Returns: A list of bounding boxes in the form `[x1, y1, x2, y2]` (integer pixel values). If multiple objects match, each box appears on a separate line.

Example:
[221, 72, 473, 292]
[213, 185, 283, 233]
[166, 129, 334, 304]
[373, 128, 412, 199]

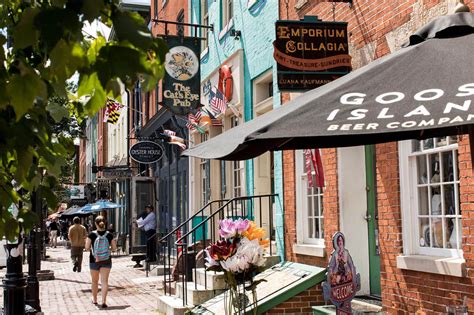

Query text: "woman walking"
[85, 215, 116, 309]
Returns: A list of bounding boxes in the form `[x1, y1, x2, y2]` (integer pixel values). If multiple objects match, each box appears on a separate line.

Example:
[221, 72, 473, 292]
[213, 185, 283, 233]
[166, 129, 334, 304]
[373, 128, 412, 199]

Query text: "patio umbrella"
[59, 205, 88, 217]
[79, 200, 125, 214]
[184, 12, 474, 161]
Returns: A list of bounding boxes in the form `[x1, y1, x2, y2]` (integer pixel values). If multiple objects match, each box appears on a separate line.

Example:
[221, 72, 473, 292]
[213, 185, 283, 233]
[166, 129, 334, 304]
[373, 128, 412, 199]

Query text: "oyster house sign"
[274, 16, 351, 91]
[162, 36, 201, 115]
[129, 141, 164, 164]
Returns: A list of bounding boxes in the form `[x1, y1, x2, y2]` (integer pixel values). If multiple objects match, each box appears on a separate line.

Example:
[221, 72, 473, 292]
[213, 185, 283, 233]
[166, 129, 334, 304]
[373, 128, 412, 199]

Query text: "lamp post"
[25, 190, 41, 312]
[3, 236, 27, 315]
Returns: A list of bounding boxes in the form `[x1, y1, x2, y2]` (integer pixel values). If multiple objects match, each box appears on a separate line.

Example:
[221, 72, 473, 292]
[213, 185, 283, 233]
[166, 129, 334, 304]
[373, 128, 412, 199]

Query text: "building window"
[400, 136, 461, 257]
[221, 0, 233, 29]
[295, 150, 324, 246]
[229, 116, 244, 198]
[200, 133, 210, 206]
[253, 70, 274, 115]
[201, 0, 209, 51]
[177, 9, 184, 37]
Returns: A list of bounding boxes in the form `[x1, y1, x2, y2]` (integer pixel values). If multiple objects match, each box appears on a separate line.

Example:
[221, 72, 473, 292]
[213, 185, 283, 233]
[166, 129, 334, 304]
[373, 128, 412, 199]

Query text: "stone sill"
[293, 243, 325, 257]
[396, 255, 466, 277]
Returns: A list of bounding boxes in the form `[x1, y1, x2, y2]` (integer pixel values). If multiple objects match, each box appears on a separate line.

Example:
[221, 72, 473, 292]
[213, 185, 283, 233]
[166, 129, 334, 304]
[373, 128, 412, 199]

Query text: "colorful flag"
[104, 98, 123, 124]
[211, 119, 223, 126]
[163, 129, 176, 137]
[304, 149, 325, 188]
[169, 135, 187, 150]
[209, 86, 227, 116]
[186, 112, 206, 134]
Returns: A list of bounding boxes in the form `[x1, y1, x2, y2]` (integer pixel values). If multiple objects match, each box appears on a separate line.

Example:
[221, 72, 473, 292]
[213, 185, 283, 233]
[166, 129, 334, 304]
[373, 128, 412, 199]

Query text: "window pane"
[442, 151, 454, 182]
[432, 219, 443, 248]
[412, 140, 421, 152]
[417, 155, 428, 184]
[435, 137, 448, 148]
[428, 153, 440, 183]
[430, 186, 442, 216]
[443, 184, 456, 216]
[418, 187, 429, 216]
[423, 138, 434, 150]
[314, 218, 320, 239]
[419, 217, 430, 247]
[308, 217, 313, 239]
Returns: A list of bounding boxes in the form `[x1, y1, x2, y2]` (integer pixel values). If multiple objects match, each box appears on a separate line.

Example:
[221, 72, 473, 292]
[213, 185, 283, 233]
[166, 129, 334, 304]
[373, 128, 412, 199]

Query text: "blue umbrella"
[79, 200, 125, 214]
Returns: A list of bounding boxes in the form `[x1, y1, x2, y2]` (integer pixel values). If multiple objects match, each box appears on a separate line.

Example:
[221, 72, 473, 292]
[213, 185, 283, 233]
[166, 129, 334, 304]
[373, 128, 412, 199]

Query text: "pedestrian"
[49, 219, 59, 248]
[136, 204, 156, 262]
[107, 223, 115, 238]
[68, 216, 87, 272]
[85, 215, 116, 309]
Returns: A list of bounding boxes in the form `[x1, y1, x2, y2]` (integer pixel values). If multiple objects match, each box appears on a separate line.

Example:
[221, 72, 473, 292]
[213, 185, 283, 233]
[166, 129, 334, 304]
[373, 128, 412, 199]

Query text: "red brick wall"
[264, 284, 325, 315]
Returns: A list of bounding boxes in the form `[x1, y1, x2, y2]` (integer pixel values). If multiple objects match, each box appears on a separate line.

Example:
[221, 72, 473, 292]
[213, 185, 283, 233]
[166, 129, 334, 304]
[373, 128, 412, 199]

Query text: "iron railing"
[174, 194, 278, 306]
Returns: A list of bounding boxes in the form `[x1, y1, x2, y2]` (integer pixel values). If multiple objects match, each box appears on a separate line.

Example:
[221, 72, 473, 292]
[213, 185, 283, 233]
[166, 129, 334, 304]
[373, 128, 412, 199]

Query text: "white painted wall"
[338, 146, 370, 296]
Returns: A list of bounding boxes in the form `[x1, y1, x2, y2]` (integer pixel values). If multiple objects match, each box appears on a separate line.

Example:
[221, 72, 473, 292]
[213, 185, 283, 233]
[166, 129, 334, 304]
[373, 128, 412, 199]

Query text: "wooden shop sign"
[274, 16, 351, 91]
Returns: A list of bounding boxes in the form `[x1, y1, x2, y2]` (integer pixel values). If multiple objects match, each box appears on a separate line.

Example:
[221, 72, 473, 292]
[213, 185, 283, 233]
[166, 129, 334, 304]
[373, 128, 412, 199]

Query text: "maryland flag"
[104, 99, 123, 124]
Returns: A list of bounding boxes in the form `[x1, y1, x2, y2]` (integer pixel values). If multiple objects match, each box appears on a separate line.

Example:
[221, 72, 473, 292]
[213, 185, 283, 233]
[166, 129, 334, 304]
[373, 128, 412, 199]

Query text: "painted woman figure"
[329, 233, 354, 286]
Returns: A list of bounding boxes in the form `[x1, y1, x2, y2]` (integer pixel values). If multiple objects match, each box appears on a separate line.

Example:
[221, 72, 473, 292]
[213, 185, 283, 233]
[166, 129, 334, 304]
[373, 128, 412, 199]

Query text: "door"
[130, 176, 155, 253]
[365, 145, 381, 296]
[253, 152, 272, 235]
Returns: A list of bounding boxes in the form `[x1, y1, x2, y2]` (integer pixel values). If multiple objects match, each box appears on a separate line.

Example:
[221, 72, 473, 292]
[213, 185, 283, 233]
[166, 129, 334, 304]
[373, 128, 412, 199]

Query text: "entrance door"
[365, 145, 381, 297]
[253, 151, 272, 235]
[130, 177, 155, 253]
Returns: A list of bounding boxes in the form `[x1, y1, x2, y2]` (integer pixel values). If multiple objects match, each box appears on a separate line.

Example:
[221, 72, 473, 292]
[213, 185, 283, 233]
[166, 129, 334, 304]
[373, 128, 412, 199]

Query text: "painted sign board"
[69, 185, 85, 199]
[322, 232, 360, 314]
[162, 36, 201, 115]
[274, 16, 351, 91]
[129, 141, 164, 164]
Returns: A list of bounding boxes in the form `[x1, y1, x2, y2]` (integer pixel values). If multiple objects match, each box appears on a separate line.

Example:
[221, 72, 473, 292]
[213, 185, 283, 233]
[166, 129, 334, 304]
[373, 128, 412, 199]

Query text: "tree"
[0, 0, 168, 240]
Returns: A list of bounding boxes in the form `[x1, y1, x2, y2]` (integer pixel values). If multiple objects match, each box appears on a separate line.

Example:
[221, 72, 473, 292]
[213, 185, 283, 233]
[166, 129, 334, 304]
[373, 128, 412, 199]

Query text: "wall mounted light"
[230, 29, 241, 40]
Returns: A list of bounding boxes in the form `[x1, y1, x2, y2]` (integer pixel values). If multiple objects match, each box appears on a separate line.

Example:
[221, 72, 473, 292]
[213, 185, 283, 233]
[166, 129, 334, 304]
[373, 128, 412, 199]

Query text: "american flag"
[209, 86, 227, 116]
[163, 129, 176, 137]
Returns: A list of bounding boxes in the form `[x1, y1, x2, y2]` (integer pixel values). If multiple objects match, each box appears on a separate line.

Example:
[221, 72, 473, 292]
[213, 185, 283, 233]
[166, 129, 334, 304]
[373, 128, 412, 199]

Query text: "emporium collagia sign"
[274, 16, 351, 91]
[162, 36, 201, 115]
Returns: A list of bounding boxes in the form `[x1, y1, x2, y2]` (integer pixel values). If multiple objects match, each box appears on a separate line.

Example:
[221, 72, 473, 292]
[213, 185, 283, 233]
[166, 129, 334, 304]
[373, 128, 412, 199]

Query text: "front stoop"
[176, 281, 226, 305]
[194, 268, 227, 290]
[157, 295, 190, 315]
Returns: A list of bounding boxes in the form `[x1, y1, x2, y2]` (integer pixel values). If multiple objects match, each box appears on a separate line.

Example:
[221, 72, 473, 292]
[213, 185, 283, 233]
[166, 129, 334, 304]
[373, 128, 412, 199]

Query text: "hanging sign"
[274, 16, 351, 91]
[129, 141, 164, 164]
[322, 232, 360, 314]
[163, 36, 201, 115]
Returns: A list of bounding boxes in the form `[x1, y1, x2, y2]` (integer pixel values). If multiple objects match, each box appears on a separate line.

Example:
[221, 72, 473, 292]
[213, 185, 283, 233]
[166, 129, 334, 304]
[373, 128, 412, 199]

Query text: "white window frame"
[201, 0, 209, 51]
[229, 116, 244, 198]
[199, 133, 210, 206]
[221, 0, 233, 30]
[294, 150, 325, 256]
[399, 138, 462, 259]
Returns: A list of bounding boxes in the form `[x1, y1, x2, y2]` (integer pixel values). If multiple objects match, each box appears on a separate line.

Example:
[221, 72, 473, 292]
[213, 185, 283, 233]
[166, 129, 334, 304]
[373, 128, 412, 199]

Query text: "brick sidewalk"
[1, 243, 164, 315]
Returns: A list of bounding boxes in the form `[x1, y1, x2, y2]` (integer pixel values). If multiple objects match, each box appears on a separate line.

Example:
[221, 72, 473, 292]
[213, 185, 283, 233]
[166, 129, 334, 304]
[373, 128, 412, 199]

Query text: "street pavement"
[0, 242, 164, 315]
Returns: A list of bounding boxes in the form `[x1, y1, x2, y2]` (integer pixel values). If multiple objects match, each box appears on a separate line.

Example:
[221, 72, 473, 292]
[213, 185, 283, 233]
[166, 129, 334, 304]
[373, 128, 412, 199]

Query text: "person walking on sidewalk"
[49, 219, 59, 248]
[85, 215, 117, 309]
[136, 204, 156, 262]
[68, 216, 87, 272]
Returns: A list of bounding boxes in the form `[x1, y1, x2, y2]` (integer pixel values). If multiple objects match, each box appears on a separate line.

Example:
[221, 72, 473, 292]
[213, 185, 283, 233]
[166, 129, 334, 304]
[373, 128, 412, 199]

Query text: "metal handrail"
[176, 194, 278, 245]
[172, 194, 279, 306]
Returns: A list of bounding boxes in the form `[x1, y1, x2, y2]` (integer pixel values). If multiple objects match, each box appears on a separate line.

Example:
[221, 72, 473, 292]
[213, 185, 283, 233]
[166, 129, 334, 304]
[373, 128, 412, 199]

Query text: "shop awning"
[183, 12, 474, 161]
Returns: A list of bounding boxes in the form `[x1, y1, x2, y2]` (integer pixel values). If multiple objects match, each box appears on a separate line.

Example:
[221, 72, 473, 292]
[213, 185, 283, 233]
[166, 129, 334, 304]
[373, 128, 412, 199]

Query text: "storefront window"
[400, 136, 462, 257]
[295, 150, 324, 245]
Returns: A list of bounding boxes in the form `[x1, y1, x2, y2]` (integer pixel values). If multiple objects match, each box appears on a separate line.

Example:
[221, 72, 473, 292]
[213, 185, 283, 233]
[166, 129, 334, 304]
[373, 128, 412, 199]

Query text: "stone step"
[176, 281, 226, 306]
[157, 295, 190, 315]
[146, 264, 167, 276]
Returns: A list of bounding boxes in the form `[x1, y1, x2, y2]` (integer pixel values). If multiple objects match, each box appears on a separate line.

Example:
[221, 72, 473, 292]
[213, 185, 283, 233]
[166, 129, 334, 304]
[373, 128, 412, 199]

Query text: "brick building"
[278, 0, 474, 314]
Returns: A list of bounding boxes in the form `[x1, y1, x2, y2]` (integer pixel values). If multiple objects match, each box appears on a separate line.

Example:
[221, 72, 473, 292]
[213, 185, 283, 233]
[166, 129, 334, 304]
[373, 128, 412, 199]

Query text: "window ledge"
[200, 47, 209, 59]
[293, 243, 325, 257]
[218, 19, 234, 41]
[396, 255, 466, 277]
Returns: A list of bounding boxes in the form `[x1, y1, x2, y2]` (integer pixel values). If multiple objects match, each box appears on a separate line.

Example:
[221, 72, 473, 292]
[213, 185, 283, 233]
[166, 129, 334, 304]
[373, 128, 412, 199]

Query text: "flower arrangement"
[205, 218, 269, 314]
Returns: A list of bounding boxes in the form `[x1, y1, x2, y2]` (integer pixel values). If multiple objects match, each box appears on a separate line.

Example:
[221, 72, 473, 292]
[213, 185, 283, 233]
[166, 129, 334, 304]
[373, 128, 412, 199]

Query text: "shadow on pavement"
[100, 305, 130, 311]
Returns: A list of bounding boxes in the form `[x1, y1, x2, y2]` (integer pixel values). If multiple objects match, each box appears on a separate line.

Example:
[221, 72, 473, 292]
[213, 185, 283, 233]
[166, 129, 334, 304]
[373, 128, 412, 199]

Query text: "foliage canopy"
[0, 0, 167, 240]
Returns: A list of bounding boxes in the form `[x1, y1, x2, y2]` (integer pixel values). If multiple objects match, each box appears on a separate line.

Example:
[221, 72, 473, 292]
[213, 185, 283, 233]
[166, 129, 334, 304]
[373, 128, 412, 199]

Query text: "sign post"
[274, 16, 351, 91]
[322, 232, 360, 314]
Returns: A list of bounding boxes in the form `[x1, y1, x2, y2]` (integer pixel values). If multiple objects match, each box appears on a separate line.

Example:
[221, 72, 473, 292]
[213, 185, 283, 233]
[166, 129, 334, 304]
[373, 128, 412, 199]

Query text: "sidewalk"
[1, 243, 164, 315]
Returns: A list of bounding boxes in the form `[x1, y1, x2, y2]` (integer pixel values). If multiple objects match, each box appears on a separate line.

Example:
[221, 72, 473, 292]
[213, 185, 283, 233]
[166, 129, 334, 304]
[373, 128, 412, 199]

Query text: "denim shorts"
[89, 260, 112, 270]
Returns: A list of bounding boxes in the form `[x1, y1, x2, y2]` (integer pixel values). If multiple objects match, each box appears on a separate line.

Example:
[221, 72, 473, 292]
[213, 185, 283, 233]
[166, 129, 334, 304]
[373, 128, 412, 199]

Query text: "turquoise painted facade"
[190, 0, 284, 259]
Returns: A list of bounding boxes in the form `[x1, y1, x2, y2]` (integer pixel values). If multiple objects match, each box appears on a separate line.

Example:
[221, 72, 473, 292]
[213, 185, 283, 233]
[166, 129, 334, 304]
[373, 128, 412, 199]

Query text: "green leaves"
[13, 7, 40, 49]
[0, 0, 168, 241]
[7, 72, 47, 120]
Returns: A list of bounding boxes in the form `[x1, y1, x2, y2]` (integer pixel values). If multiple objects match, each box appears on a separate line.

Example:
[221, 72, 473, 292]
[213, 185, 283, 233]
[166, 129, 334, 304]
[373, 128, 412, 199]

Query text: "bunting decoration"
[304, 149, 325, 188]
[104, 98, 123, 124]
[209, 86, 227, 117]
[186, 112, 206, 134]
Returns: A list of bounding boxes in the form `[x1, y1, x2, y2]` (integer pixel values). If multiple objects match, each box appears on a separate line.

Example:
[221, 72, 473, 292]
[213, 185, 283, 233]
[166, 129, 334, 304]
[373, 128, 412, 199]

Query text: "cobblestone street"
[1, 243, 164, 315]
